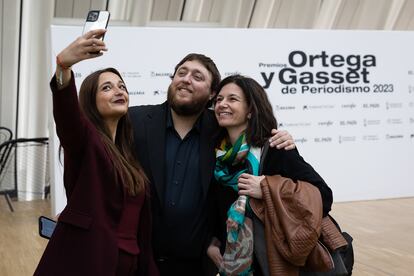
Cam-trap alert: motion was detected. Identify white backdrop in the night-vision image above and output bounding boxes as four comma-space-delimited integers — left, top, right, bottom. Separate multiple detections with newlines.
50, 26, 414, 215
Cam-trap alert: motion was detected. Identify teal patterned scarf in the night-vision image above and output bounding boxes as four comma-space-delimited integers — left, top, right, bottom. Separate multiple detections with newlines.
214, 133, 261, 276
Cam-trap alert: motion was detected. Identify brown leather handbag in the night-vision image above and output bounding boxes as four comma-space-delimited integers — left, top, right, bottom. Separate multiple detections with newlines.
303, 215, 354, 275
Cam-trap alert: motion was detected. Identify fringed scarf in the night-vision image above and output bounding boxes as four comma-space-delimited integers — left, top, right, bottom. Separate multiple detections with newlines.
214, 133, 261, 276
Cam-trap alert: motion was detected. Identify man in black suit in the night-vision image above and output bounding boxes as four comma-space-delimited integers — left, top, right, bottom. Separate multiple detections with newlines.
129, 53, 294, 276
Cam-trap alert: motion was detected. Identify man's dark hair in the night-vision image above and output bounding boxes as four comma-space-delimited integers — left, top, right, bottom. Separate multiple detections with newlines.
173, 53, 221, 94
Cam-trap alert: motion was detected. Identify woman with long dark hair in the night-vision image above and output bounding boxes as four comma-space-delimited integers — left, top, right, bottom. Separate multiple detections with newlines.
34, 29, 158, 276
207, 74, 333, 275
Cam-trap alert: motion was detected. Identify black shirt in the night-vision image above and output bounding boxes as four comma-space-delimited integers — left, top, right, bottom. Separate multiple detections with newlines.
154, 109, 208, 259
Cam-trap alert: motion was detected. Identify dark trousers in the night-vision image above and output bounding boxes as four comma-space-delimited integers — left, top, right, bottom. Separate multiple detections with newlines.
156, 257, 202, 276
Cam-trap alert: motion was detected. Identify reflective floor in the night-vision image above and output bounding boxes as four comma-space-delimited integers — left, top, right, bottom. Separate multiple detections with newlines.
1, 197, 413, 275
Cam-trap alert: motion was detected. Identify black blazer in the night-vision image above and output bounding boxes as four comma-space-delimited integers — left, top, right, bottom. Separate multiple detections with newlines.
128, 102, 219, 256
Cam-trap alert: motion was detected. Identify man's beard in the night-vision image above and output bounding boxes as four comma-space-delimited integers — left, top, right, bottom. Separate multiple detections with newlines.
167, 85, 210, 116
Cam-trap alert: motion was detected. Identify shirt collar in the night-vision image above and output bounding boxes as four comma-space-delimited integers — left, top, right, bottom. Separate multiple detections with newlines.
166, 107, 203, 133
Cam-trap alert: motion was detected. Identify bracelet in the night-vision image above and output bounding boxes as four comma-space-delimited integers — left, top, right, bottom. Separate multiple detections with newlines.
56, 55, 71, 70
56, 55, 71, 86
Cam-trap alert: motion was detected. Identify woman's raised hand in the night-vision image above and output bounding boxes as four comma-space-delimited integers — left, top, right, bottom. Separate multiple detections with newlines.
57, 29, 108, 68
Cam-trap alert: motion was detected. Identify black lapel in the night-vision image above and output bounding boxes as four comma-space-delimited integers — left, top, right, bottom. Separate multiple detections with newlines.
199, 109, 219, 197
259, 141, 270, 175
145, 102, 167, 204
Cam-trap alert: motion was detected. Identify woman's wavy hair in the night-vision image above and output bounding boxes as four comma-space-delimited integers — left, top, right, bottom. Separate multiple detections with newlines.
216, 74, 278, 147
78, 67, 147, 195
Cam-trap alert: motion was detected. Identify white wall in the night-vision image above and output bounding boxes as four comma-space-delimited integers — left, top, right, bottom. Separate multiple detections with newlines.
50, 26, 414, 214
0, 0, 20, 134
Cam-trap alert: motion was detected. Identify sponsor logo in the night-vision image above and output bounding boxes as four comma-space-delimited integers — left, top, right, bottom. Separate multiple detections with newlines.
275, 105, 296, 111
151, 71, 172, 78
224, 71, 242, 76
314, 137, 333, 143
386, 118, 403, 125
278, 122, 311, 128
362, 103, 380, 108
153, 90, 167, 96
339, 136, 356, 143
74, 72, 82, 78
386, 134, 404, 140
386, 102, 403, 110
364, 119, 381, 126
339, 120, 357, 126
341, 103, 356, 109
303, 104, 335, 110
294, 138, 308, 143
363, 135, 379, 141
318, 121, 334, 127
129, 90, 145, 95
121, 72, 141, 78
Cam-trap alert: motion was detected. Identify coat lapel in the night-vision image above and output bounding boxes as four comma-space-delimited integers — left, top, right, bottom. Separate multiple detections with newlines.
200, 110, 219, 197
145, 103, 167, 203
259, 141, 270, 175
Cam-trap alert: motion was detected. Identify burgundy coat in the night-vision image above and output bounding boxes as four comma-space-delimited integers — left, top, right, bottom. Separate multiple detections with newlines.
34, 75, 158, 276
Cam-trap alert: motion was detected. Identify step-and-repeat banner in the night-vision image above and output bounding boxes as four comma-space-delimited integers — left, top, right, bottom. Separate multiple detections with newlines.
50, 26, 414, 214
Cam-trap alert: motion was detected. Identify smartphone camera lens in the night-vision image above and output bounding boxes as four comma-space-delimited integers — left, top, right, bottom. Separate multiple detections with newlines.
88, 11, 99, 22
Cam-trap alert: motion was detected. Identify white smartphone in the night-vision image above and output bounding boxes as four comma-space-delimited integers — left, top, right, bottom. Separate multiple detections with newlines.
82, 10, 110, 40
